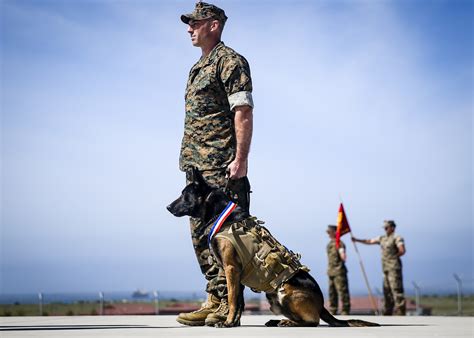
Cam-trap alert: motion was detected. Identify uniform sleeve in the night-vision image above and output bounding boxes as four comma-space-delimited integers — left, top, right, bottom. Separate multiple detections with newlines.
219, 55, 253, 111
371, 236, 382, 244
395, 235, 405, 247
338, 241, 346, 255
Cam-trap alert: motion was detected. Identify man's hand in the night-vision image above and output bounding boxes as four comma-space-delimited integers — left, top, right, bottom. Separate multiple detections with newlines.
227, 158, 247, 179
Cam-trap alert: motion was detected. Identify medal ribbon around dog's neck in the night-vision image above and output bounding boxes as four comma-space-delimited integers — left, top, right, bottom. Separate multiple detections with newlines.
208, 201, 237, 246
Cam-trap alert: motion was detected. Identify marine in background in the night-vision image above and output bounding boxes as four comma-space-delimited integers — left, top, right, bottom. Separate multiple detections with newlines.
326, 225, 351, 315
352, 220, 406, 315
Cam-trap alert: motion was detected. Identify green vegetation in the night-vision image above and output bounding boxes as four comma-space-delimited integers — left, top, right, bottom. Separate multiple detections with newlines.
406, 295, 474, 316
1, 302, 100, 316
0, 300, 198, 317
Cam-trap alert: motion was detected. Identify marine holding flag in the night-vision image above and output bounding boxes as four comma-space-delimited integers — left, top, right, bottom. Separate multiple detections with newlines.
352, 220, 407, 315
325, 204, 352, 315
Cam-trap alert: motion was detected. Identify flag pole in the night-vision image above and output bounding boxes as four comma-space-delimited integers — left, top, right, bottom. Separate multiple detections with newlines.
339, 197, 379, 315
349, 232, 379, 315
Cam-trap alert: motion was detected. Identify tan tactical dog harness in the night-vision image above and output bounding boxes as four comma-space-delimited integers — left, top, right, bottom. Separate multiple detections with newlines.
213, 217, 309, 293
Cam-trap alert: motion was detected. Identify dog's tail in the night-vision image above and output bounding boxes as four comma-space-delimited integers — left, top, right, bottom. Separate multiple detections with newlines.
320, 307, 380, 327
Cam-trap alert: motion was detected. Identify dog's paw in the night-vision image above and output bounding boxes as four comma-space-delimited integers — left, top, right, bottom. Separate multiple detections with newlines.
265, 319, 280, 327
277, 319, 298, 327
215, 320, 240, 328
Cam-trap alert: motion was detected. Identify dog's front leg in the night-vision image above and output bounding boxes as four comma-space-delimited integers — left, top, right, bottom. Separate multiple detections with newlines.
215, 238, 242, 328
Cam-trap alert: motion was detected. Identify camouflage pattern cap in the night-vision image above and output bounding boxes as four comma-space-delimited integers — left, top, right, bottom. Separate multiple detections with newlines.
181, 1, 228, 24
383, 220, 396, 228
327, 225, 337, 232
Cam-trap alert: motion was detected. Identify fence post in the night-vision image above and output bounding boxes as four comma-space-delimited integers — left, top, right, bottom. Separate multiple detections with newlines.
38, 292, 43, 316
153, 291, 159, 315
99, 292, 104, 316
412, 282, 421, 315
453, 274, 462, 316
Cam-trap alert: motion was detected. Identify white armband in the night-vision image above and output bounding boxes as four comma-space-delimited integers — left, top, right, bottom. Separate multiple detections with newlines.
228, 91, 254, 111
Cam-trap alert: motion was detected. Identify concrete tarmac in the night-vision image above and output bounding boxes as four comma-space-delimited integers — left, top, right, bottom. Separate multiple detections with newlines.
1, 315, 473, 338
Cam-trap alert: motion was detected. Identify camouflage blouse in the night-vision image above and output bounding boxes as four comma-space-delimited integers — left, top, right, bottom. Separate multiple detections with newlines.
179, 41, 253, 171
327, 239, 347, 277
376, 233, 405, 271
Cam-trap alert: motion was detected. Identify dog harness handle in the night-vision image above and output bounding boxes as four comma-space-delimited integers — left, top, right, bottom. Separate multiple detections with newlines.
208, 201, 237, 246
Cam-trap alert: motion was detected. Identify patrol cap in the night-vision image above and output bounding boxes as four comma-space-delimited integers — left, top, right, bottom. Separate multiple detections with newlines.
181, 1, 228, 25
383, 220, 396, 228
327, 225, 337, 232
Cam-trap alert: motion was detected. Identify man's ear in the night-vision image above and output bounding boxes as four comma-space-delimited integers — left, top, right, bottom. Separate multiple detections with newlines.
209, 19, 220, 33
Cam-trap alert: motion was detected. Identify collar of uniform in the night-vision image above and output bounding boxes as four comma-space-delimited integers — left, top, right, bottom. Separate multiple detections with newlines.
196, 41, 225, 69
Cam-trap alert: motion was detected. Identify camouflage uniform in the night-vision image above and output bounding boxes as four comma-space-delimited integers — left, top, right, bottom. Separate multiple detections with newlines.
327, 240, 350, 314
376, 233, 406, 315
180, 36, 254, 300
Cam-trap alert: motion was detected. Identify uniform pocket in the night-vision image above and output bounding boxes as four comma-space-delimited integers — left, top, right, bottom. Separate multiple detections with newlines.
193, 73, 214, 93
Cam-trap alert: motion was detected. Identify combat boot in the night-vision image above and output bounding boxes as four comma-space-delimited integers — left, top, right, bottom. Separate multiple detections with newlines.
205, 298, 235, 327
394, 307, 406, 316
176, 294, 220, 326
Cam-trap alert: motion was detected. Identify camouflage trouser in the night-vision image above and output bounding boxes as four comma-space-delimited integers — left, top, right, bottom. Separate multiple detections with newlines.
382, 269, 406, 315
328, 273, 350, 314
186, 169, 251, 300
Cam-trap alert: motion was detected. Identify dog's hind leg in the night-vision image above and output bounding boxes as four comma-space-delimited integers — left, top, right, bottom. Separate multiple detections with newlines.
278, 284, 323, 327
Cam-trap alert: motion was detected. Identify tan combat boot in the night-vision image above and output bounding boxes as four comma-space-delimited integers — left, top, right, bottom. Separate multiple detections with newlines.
205, 297, 232, 327
176, 294, 220, 326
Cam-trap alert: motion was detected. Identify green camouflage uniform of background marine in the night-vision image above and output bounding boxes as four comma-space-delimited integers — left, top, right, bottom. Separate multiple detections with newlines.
179, 3, 254, 301
327, 238, 351, 314
376, 229, 406, 315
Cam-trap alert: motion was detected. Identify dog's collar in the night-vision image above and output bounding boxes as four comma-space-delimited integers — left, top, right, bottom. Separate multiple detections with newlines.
208, 201, 237, 245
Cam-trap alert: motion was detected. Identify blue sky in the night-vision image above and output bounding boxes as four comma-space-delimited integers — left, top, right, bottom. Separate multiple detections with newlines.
1, 0, 472, 296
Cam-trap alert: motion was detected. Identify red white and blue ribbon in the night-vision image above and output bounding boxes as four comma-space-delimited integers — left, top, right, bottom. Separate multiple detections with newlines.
208, 201, 237, 245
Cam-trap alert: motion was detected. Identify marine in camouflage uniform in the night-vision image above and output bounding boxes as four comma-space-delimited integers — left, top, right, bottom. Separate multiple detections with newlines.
326, 225, 351, 315
353, 220, 406, 315
177, 1, 254, 327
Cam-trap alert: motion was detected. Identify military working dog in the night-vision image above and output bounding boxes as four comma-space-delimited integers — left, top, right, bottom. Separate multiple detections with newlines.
167, 168, 379, 328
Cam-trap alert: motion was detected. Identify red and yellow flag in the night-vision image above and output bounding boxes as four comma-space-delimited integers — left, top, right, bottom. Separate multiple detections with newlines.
336, 203, 351, 248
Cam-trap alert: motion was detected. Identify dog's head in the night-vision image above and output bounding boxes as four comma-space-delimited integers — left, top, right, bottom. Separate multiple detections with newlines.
166, 168, 212, 218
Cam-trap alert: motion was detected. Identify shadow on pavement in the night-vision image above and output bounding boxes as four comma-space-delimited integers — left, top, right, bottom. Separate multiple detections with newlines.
0, 325, 185, 331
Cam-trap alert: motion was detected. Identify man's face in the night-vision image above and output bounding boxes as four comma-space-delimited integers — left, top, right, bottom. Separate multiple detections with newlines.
187, 19, 212, 47
327, 230, 336, 239
384, 225, 395, 235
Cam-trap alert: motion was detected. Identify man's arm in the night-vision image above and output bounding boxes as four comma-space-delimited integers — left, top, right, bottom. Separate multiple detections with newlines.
338, 248, 347, 262
397, 244, 406, 257
352, 237, 380, 245
227, 105, 253, 179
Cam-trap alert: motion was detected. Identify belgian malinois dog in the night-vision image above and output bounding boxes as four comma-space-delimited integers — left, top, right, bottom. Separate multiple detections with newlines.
167, 168, 379, 328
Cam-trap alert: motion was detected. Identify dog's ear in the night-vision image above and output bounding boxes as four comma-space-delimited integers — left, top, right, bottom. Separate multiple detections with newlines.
192, 167, 207, 187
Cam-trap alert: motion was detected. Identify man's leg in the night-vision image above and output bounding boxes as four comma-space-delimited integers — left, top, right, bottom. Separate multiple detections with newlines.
382, 271, 394, 315
203, 173, 251, 326
176, 211, 224, 325
328, 276, 338, 315
178, 170, 251, 326
335, 274, 351, 315
389, 269, 406, 316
